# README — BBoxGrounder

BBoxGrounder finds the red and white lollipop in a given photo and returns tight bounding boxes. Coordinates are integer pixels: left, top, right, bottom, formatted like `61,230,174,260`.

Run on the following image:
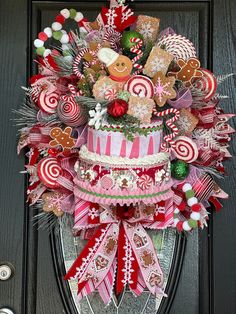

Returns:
124,75,155,98
37,90,59,114
173,136,198,163
37,157,62,188
192,69,217,101
57,96,87,127
137,174,153,190
100,175,115,190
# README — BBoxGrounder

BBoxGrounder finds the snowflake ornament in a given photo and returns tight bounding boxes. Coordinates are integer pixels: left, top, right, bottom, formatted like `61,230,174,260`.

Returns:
152,71,176,107
128,95,155,123
88,103,107,130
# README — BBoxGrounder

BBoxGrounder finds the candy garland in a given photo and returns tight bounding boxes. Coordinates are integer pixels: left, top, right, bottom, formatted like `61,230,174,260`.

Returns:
153,108,180,152
130,37,143,74
173,183,201,231
34,8,87,58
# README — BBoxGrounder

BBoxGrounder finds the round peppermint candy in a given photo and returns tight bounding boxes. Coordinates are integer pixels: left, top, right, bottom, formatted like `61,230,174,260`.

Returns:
137,174,153,190
192,69,217,101
124,75,155,98
157,34,196,61
37,157,62,188
37,90,59,114
57,97,87,127
100,175,115,190
173,136,198,163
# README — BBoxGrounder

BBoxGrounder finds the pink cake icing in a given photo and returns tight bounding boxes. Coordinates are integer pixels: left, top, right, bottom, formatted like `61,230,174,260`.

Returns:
86,120,163,158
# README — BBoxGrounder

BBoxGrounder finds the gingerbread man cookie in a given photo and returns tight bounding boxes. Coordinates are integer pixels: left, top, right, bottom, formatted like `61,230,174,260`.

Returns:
49,127,75,151
169,57,203,86
97,48,133,82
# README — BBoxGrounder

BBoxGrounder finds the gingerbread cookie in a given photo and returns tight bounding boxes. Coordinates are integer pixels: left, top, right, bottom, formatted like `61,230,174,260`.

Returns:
92,76,119,101
152,71,176,107
143,46,173,78
127,95,155,124
169,57,203,86
49,127,75,151
97,48,133,82
136,15,160,43
42,192,66,217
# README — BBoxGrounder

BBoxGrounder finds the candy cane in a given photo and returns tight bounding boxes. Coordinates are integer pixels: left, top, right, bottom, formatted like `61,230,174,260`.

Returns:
153,108,180,152
130,38,143,74
72,48,90,79
103,29,122,51
34,8,87,58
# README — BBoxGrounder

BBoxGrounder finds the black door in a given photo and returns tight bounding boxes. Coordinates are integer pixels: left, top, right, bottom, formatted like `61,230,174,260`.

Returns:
0,1,235,313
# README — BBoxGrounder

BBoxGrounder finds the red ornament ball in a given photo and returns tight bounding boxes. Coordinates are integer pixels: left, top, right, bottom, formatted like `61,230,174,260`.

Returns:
107,99,128,118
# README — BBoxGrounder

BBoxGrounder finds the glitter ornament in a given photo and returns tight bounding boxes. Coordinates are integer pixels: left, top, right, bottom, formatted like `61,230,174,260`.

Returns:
171,159,189,180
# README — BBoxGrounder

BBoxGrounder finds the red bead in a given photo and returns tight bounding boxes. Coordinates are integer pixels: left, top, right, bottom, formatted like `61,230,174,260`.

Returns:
192,203,201,212
38,31,48,41
176,221,183,232
55,14,65,24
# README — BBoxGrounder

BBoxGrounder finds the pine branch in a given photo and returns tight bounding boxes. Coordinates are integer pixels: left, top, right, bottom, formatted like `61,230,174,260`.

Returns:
216,73,234,85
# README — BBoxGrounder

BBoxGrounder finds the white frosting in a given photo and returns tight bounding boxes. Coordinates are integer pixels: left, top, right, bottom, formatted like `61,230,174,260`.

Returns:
79,145,169,166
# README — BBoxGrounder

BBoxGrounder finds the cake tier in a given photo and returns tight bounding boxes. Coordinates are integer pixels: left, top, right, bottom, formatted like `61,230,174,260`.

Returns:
87,120,163,158
74,146,173,206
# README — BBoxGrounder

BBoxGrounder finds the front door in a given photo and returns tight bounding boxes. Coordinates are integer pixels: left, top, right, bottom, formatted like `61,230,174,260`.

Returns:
0,0,235,313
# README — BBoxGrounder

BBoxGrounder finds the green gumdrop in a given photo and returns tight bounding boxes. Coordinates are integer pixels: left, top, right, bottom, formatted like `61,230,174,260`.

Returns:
36,47,45,56
70,8,77,19
185,190,195,199
188,219,198,229
53,31,62,40
121,31,144,51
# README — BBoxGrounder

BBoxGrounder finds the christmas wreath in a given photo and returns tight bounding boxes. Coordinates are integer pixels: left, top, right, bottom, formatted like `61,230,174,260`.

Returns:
16,0,235,304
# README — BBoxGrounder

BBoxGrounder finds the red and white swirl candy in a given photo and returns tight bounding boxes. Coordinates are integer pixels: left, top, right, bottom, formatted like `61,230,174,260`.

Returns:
124,75,155,98
57,95,87,127
100,175,115,189
192,69,217,101
137,174,153,190
104,88,118,101
37,157,62,188
37,90,59,114
157,34,196,61
173,136,199,163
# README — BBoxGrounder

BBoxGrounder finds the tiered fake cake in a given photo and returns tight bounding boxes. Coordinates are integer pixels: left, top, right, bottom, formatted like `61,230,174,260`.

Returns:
74,120,173,205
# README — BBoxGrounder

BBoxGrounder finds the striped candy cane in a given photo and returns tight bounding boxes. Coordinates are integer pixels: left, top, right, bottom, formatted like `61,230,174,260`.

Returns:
153,108,180,152
130,38,143,74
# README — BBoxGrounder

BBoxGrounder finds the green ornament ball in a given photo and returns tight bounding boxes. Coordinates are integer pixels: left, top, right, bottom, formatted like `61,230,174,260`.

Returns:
121,31,144,51
171,159,190,180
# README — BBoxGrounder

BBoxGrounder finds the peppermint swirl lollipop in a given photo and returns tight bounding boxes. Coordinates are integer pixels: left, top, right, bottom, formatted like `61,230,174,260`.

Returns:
37,91,59,114
57,97,88,127
173,136,198,163
37,157,62,188
192,69,217,101
124,75,155,98
137,174,153,190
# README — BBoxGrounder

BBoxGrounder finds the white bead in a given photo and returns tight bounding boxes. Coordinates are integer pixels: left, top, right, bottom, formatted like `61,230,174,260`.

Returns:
173,218,179,227
43,49,51,57
44,27,52,38
74,12,84,22
60,34,69,44
190,212,201,221
60,9,70,19
52,22,62,31
61,29,66,34
79,27,87,34
174,208,180,214
182,183,192,193
34,39,44,48
183,221,191,231
187,197,198,207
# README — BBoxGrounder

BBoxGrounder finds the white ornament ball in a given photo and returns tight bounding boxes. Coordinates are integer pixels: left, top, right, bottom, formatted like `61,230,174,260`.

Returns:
183,221,191,231
187,197,198,207
60,34,69,44
44,27,52,38
34,39,44,48
75,12,84,22
190,212,201,221
60,9,70,19
43,49,51,58
182,183,192,193
52,22,62,31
